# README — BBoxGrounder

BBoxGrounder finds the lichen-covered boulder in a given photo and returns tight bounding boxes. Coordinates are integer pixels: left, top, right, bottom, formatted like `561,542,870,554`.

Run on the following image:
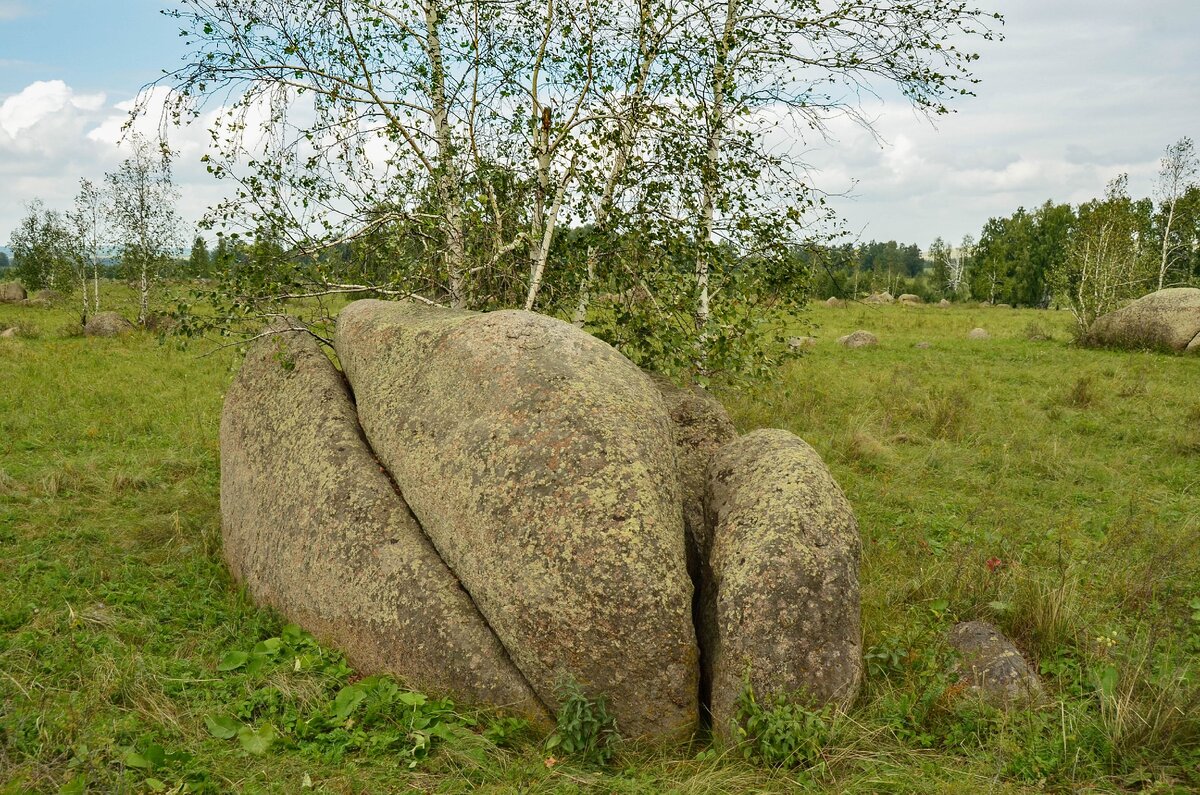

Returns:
0,282,26,303
838,330,878,348
84,312,134,337
647,374,737,565
1087,288,1200,352
948,621,1042,705
221,323,547,720
335,300,698,738
705,429,862,740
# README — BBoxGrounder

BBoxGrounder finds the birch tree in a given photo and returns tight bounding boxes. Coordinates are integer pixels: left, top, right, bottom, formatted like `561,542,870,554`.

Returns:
106,135,183,325
67,178,106,316
1153,136,1198,290
1052,174,1147,336
151,0,1000,379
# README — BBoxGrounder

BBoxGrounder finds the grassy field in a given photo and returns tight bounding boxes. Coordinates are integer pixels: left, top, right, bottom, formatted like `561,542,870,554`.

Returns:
1,289,1198,793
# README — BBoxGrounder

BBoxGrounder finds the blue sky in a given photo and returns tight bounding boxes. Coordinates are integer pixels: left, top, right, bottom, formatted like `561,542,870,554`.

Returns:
0,1,183,96
2,0,1199,249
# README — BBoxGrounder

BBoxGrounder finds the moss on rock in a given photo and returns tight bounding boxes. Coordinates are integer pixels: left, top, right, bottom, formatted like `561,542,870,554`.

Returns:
705,429,862,740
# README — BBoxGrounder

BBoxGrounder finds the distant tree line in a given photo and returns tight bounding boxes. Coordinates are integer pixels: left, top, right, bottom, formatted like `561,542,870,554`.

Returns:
808,137,1199,329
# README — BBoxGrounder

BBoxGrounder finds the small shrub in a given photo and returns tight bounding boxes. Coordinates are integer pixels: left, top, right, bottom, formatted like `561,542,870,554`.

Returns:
1023,320,1053,341
1062,375,1098,409
733,681,831,768
545,678,618,766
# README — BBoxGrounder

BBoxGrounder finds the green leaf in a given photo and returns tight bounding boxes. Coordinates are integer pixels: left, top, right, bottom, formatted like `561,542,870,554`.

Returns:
123,751,152,770
238,723,277,755
216,650,248,671
332,685,365,720
1096,665,1119,697
58,775,87,795
204,714,240,739
397,691,426,707
145,779,166,792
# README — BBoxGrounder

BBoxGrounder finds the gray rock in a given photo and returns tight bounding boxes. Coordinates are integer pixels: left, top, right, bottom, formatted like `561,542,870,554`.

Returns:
948,621,1042,705
915,341,932,349
221,322,547,722
0,327,16,338
705,430,862,740
937,299,952,308
838,330,878,348
33,289,62,304
967,328,990,340
84,312,134,337
0,282,27,303
1087,288,1200,352
788,335,817,350
864,291,894,304
335,300,699,739
824,297,845,307
899,294,923,304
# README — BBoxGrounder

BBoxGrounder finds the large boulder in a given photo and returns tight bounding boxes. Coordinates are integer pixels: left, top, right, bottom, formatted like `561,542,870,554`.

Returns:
898,294,923,304
0,282,26,303
948,621,1042,705
1087,288,1200,352
335,300,698,738
221,324,547,720
967,327,990,340
824,297,845,308
84,312,134,337
705,430,862,739
864,291,894,304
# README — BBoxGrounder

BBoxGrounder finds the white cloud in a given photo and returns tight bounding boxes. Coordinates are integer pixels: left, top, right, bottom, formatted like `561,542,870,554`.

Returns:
0,80,105,138
0,1,29,22
0,81,227,242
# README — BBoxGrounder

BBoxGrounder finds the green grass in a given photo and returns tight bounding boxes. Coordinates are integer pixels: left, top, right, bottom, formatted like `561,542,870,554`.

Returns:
2,290,1198,793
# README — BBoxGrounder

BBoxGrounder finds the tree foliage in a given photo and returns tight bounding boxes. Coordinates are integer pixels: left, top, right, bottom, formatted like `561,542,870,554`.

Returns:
152,0,1000,379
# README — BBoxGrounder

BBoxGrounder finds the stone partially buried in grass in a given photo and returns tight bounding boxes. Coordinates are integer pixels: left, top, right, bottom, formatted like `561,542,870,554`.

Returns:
838,330,878,348
948,621,1042,705
968,327,990,340
705,429,862,740
221,322,547,722
335,300,699,739
84,312,134,337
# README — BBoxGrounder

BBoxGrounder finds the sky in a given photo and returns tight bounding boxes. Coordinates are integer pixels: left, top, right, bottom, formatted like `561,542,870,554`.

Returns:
1,0,1198,251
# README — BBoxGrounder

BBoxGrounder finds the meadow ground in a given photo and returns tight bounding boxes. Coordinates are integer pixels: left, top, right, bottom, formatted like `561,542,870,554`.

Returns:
1,289,1198,793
